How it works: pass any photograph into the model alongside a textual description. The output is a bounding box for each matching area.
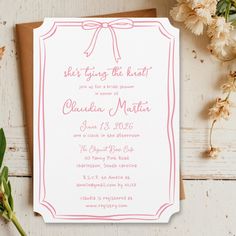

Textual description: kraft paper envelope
[16,8,185,200]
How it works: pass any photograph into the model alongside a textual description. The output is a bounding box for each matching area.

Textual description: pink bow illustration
[82,19,134,63]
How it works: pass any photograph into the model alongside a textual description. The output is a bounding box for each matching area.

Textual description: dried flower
[184,13,209,35]
[170,0,217,35]
[207,72,236,159]
[170,3,192,22]
[171,1,236,158]
[208,37,234,59]
[0,46,5,60]
[209,97,231,120]
[171,0,236,59]
[221,71,236,93]
[206,146,220,159]
[233,42,236,54]
[207,17,235,59]
[207,17,232,38]
[231,30,236,54]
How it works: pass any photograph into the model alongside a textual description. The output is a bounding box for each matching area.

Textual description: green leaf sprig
[0,128,27,236]
[216,0,236,25]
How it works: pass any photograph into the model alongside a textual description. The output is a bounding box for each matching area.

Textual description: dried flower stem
[209,119,217,148]
[209,72,236,153]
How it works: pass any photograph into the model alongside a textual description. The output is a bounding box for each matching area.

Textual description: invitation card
[33,18,179,223]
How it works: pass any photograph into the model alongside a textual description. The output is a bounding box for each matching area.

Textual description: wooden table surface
[0,0,236,235]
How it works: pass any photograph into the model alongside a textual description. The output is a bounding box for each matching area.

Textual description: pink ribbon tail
[109,27,121,63]
[84,27,102,57]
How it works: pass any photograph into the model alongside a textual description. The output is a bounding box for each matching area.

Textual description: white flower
[230,29,236,41]
[207,17,236,59]
[170,0,217,35]
[184,13,207,35]
[230,29,236,55]
[190,0,217,15]
[208,36,233,58]
[170,4,192,22]
[207,17,232,38]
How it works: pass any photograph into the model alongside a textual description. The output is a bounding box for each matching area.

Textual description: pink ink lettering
[62,99,105,115]
[109,98,151,117]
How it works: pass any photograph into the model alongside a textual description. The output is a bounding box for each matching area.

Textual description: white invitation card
[33,18,179,223]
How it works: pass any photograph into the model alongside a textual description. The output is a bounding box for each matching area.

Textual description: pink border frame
[36,19,177,221]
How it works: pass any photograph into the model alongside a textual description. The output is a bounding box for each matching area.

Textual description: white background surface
[0,0,236,235]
